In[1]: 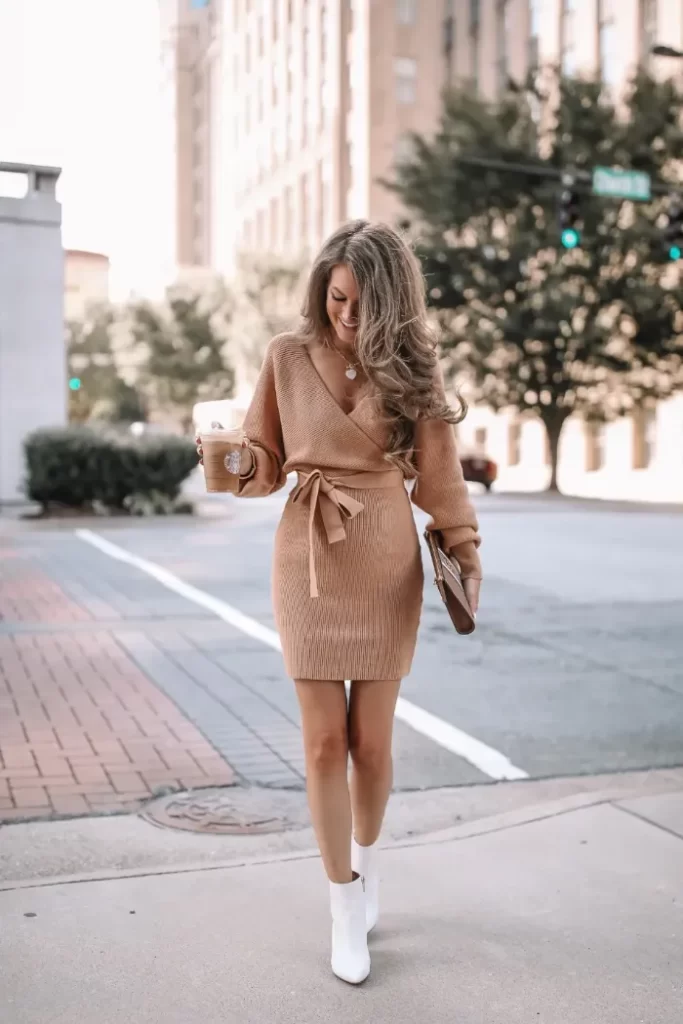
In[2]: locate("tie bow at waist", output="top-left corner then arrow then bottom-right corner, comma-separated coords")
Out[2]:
290,468 -> 403,598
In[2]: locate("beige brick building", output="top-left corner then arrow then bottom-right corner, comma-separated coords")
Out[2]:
64,250 -> 110,321
162,0 -> 683,273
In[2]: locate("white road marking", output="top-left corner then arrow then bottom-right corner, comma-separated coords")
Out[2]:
76,528 -> 529,782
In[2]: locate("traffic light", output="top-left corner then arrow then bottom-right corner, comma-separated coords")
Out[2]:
664,197 -> 683,261
559,181 -> 581,249
68,377 -> 82,391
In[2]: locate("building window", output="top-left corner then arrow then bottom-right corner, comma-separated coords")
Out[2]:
396,0 -> 417,25
284,185 -> 294,247
317,160 -> 326,243
508,421 -> 522,466
598,0 -> 618,87
470,0 -> 480,91
496,0 -> 510,95
640,0 -> 657,64
301,172 -> 311,246
287,41 -> 296,94
528,0 -> 541,69
256,208 -> 265,249
394,133 -> 415,165
321,1 -> 329,65
561,0 -> 577,77
395,57 -> 417,104
633,408 -> 656,469
257,77 -> 264,121
270,196 -> 280,250
585,422 -> 605,472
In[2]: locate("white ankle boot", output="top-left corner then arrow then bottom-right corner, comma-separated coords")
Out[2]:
352,838 -> 379,934
329,874 -> 371,984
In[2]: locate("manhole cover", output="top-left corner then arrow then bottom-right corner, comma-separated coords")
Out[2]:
140,786 -> 309,835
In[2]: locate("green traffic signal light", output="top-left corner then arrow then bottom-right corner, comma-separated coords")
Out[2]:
68,377 -> 82,391
669,245 -> 682,261
561,227 -> 580,249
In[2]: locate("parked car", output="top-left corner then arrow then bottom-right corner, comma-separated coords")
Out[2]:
460,452 -> 498,491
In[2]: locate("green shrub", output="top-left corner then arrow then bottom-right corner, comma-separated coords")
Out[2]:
24,426 -> 198,513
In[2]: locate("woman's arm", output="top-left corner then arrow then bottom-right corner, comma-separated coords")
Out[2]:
410,369 -> 482,581
235,339 -> 287,497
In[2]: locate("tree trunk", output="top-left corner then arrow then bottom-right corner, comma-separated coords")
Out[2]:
542,414 -> 566,493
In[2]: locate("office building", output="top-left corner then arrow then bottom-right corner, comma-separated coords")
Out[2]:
163,1 -> 683,273
64,250 -> 110,321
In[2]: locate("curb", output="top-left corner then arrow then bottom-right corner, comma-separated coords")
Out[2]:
3,778 -> 679,895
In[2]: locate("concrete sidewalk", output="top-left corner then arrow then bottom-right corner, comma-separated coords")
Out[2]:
2,790 -> 681,1024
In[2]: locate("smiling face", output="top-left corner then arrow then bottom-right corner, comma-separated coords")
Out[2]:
326,264 -> 359,348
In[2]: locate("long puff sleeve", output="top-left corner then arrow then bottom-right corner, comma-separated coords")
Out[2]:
411,368 -> 482,580
238,340 -> 287,497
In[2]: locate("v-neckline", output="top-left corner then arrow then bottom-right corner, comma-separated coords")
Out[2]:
302,342 -> 367,420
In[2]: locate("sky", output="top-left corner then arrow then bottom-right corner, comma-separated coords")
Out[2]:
0,0 -> 174,299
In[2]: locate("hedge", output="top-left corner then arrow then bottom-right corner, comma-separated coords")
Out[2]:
24,426 -> 198,513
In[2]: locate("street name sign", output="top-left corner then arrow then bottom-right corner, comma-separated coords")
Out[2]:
592,167 -> 651,201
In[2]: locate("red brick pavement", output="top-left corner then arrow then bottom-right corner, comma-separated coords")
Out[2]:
0,546 -> 91,624
0,549 -> 235,822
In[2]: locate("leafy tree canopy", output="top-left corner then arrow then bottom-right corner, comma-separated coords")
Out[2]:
389,68 -> 683,489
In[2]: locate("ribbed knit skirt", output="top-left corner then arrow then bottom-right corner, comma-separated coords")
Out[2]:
273,482 -> 424,681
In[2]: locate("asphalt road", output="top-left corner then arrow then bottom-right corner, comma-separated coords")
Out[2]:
19,484 -> 678,793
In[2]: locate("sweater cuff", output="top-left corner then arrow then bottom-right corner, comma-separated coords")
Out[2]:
448,541 -> 482,580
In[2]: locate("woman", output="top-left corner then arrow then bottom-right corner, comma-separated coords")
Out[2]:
196,220 -> 481,984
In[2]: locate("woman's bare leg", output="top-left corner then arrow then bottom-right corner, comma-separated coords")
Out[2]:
294,679 -> 352,883
348,680 -> 401,846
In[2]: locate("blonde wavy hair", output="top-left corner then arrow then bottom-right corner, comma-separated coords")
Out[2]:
299,219 -> 465,475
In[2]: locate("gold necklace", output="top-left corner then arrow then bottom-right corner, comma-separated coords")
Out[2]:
326,335 -> 360,380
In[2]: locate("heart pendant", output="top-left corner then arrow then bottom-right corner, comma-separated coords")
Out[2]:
345,367 -> 357,380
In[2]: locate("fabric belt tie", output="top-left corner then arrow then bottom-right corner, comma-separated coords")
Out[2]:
291,468 -> 403,598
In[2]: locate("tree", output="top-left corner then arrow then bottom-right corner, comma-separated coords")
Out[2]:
67,306 -> 146,424
389,69 -> 683,491
230,253 -> 306,375
129,282 -> 236,431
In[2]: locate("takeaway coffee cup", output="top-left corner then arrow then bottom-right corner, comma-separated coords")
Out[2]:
199,424 -> 245,493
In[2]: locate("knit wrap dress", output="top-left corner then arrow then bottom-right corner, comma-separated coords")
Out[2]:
236,333 -> 482,681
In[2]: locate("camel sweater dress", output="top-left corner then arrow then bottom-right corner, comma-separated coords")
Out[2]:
237,333 -> 482,681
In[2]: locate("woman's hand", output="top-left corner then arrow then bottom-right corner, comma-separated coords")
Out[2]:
195,435 -> 204,465
463,577 -> 480,618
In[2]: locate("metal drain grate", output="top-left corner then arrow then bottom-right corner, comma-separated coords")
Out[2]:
139,786 -> 309,835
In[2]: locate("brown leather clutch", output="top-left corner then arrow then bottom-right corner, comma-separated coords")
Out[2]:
424,529 -> 476,635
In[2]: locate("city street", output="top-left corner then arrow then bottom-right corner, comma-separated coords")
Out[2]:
2,488 -> 683,1023
1,486 -> 682,820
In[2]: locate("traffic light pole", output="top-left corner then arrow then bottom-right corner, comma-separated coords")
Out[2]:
449,154 -> 680,198
449,154 -> 682,256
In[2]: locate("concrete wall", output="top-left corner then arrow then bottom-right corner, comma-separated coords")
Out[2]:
0,165 -> 66,504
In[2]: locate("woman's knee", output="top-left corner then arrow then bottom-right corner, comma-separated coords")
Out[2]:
305,727 -> 348,773
349,730 -> 392,775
